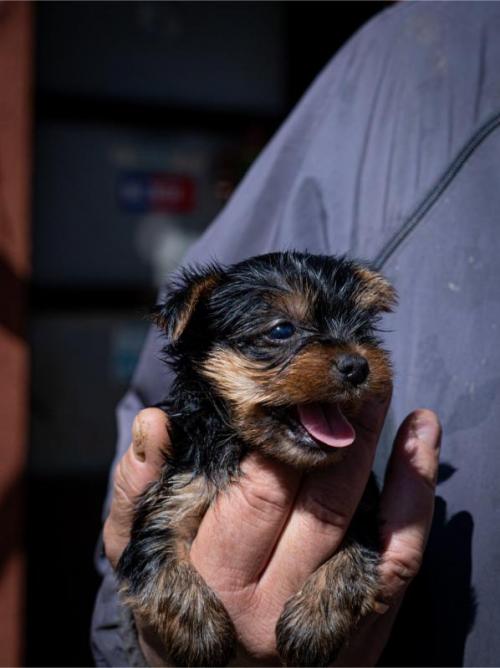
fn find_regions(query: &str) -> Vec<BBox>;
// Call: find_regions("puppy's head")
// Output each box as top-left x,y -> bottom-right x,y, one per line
154,252 -> 396,468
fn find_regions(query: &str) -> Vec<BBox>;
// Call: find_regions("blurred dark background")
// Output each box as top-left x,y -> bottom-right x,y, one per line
2,2 -> 390,665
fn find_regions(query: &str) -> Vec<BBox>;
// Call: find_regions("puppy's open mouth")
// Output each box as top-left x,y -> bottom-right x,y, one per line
296,402 -> 355,448
264,402 -> 357,453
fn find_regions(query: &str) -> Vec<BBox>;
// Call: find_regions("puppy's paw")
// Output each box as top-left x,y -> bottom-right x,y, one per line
275,545 -> 378,667
159,595 -> 235,667
276,586 -> 349,667
125,560 -> 236,667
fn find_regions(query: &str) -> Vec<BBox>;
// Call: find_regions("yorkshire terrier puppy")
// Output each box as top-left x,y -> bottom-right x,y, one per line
117,251 -> 396,667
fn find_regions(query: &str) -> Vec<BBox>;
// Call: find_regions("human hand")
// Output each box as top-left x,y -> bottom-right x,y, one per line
103,402 -> 441,666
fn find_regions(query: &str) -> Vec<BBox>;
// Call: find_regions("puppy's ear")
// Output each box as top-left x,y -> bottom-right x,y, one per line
353,265 -> 397,313
152,266 -> 221,342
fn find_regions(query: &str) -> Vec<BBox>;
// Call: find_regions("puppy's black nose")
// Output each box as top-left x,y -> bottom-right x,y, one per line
336,354 -> 369,386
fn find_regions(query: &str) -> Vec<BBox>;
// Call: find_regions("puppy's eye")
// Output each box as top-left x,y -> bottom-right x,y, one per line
268,322 -> 296,340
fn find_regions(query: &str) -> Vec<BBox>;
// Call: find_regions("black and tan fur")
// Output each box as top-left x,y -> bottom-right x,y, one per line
117,251 -> 396,667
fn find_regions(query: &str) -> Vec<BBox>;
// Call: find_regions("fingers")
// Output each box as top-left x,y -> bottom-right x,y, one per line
378,408 -> 441,604
260,395 -> 390,598
190,452 -> 301,595
332,409 -> 440,667
103,408 -> 169,568
332,600 -> 402,667
130,408 -> 169,472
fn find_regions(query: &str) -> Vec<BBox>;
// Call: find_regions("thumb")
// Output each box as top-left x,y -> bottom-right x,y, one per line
103,408 -> 169,568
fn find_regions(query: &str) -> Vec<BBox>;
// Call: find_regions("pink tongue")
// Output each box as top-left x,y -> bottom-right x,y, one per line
297,402 -> 355,448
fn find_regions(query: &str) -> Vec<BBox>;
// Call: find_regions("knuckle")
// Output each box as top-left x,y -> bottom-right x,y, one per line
112,460 -> 130,498
112,459 -> 123,487
301,493 -> 351,533
237,482 -> 290,519
102,517 -> 112,551
102,517 -> 117,566
382,546 -> 423,594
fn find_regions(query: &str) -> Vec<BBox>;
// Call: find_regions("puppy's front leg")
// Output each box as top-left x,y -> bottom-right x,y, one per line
275,538 -> 379,667
117,475 -> 236,667
276,477 -> 380,667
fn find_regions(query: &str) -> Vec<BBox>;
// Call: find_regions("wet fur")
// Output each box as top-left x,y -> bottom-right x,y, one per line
116,251 -> 396,667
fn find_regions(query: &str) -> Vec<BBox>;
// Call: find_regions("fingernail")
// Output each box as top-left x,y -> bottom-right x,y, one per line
373,600 -> 390,615
132,417 -> 146,462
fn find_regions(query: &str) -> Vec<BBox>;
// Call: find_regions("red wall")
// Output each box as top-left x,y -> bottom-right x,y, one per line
0,2 -> 32,664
